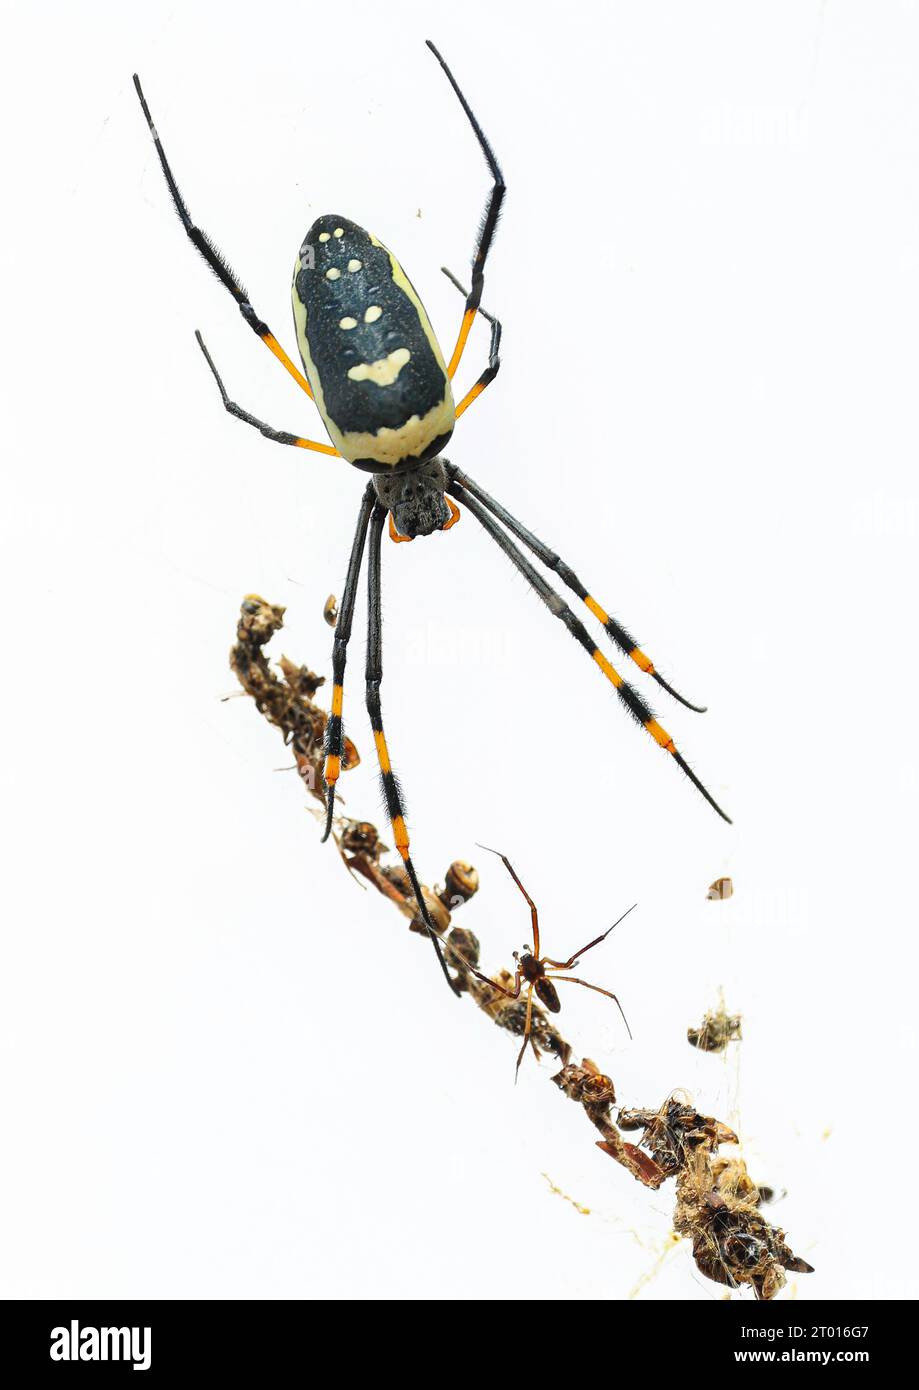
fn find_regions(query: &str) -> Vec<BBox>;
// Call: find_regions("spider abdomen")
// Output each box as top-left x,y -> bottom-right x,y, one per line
534,977 -> 562,1013
292,216 -> 455,472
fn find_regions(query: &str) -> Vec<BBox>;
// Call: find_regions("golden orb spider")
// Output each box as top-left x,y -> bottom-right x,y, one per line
134,42 -> 730,995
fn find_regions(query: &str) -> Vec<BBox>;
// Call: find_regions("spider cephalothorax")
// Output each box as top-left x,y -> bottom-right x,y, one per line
372,458 -> 458,541
514,948 -> 561,1013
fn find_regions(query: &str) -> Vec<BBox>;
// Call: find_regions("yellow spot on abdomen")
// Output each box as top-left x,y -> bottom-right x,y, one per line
364,305 -> 382,323
339,316 -> 357,330
348,348 -> 411,386
335,403 -> 453,467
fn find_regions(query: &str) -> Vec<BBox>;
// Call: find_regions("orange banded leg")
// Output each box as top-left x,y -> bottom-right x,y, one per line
249,327 -> 314,400
196,334 -> 337,455
450,482 -> 731,823
446,465 -> 704,712
441,267 -> 502,421
134,76 -> 315,402
365,503 -> 460,994
425,43 -> 505,382
320,483 -> 376,842
447,304 -> 478,381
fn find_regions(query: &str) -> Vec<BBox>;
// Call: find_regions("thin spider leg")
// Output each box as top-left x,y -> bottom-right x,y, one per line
450,483 -> 731,823
476,843 -> 540,958
515,984 -> 535,1083
365,503 -> 459,995
465,966 -> 523,1001
196,333 -> 338,455
425,42 -> 505,381
440,267 -> 502,419
548,976 -> 633,1040
321,483 -> 376,841
445,464 -> 705,712
134,75 -> 315,401
542,903 -> 638,971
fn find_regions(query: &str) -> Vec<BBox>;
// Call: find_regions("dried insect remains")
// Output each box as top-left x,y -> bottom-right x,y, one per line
228,596 -> 811,1299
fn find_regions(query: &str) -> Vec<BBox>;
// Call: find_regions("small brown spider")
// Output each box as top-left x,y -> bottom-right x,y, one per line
469,846 -> 635,1079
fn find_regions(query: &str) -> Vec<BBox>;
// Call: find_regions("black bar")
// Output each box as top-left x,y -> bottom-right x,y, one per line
0,1299 -> 906,1374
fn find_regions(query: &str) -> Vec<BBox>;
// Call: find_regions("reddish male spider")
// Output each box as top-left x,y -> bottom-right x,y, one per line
468,846 -> 636,1079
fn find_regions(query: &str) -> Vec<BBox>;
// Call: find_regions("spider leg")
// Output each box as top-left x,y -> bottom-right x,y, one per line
449,482 -> 731,823
514,984 -> 535,1083
134,75 -> 315,402
446,464 -> 705,711
542,903 -> 638,971
440,267 -> 502,420
425,42 -> 505,382
364,503 -> 459,995
196,333 -> 337,456
321,483 -> 376,841
476,844 -> 540,958
465,966 -> 523,1001
548,976 -> 633,1040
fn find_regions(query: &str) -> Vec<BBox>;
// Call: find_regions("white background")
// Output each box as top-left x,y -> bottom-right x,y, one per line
2,0 -> 917,1300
